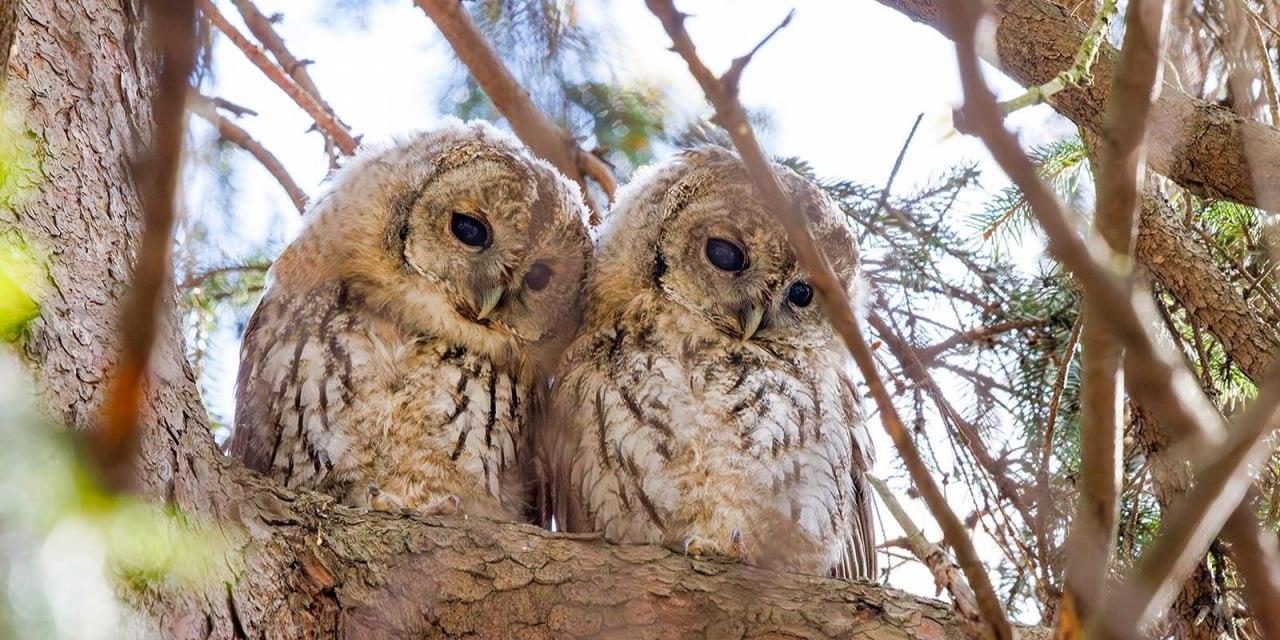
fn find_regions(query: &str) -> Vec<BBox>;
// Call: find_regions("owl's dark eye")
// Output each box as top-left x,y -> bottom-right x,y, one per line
524,262 -> 553,291
450,212 -> 490,248
787,281 -> 814,307
705,238 -> 747,273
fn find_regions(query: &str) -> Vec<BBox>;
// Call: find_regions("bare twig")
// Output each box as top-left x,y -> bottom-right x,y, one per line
191,94 -> 308,213
645,3 -> 1014,638
1064,0 -> 1170,627
92,0 -> 198,490
720,9 -> 794,93
211,96 -> 257,118
229,0 -> 347,162
868,475 -> 981,623
1035,312 -> 1082,586
871,113 -> 923,223
916,318 -> 1044,363
198,0 -> 358,156
945,1 -> 1225,456
945,3 -> 1280,636
414,0 -> 616,224
179,262 -> 272,290
869,312 -> 1047,564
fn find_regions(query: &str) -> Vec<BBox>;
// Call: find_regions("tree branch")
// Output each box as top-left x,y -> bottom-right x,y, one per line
90,0 -> 197,491
1034,311 -> 1083,587
229,0 -> 329,112
1224,494 -> 1280,638
945,0 -> 1226,457
644,3 -> 1014,638
198,0 -> 358,156
868,311 -> 1048,574
229,0 -> 347,162
1064,0 -> 1168,626
915,318 -> 1045,363
997,0 -> 1118,115
1135,192 -> 1280,382
190,93 -> 308,214
868,475 -> 981,624
184,474 -> 1044,639
1099,374 -> 1280,637
944,2 -> 1280,635
876,0 -> 1280,212
413,0 -> 616,224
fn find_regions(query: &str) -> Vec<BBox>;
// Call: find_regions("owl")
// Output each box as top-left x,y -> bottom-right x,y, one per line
227,120 -> 592,521
539,147 -> 876,578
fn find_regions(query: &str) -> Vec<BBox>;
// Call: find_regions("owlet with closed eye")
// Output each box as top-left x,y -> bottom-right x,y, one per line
228,120 -> 591,520
540,147 -> 876,578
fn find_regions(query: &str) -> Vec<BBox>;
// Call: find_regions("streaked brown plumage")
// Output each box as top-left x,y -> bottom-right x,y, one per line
539,147 -> 876,578
228,120 -> 591,520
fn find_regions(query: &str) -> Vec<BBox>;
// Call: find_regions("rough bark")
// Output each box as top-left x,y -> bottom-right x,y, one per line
874,0 -> 1280,212
1135,193 -> 1280,381
2,1 -> 1029,638
175,479 -> 996,639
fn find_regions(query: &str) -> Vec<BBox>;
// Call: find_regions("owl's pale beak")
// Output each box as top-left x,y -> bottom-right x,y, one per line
476,286 -> 505,320
740,304 -> 764,342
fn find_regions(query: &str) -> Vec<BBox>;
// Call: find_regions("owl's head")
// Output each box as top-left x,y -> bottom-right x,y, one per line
593,147 -> 858,350
276,119 -> 592,367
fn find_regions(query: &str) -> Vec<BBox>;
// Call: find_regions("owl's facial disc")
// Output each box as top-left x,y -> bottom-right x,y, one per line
394,151 -> 588,358
657,191 -> 829,346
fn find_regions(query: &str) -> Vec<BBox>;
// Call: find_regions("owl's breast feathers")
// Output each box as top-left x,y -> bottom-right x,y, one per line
229,281 -> 529,519
549,316 -> 876,578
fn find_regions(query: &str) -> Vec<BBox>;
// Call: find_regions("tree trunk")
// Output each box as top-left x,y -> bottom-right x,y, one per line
1128,406 -> 1231,640
1,2 -> 1036,637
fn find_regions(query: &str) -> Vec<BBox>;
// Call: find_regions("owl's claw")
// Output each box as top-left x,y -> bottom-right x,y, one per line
367,484 -> 403,511
423,494 -> 462,516
679,532 -> 748,562
680,532 -> 701,558
729,529 -> 748,561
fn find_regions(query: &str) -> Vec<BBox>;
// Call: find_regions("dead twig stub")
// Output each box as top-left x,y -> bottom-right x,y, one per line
868,475 -> 981,623
191,93 -> 309,213
198,0 -> 359,156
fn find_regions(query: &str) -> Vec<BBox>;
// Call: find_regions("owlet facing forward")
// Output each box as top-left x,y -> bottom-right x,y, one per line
541,147 -> 876,578
229,121 -> 591,521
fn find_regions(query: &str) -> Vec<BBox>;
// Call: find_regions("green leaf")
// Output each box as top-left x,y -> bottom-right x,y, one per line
0,238 -> 43,343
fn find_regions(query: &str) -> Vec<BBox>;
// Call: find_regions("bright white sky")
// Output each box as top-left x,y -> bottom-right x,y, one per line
189,0 -> 1077,616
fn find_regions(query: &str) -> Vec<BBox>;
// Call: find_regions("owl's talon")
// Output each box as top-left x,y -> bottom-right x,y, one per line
729,529 -> 748,561
680,534 -> 720,558
367,484 -> 403,511
423,494 -> 463,516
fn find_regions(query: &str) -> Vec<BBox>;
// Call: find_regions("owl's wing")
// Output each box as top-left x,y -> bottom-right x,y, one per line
833,373 -> 878,582
227,281 -> 365,492
538,366 -> 593,533
539,345 -> 656,535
